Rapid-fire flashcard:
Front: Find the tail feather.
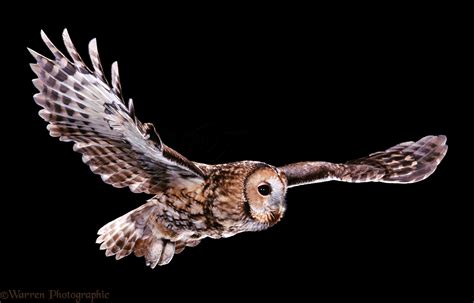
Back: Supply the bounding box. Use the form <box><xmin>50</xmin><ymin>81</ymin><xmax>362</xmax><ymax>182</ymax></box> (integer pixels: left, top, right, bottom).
<box><xmin>96</xmin><ymin>202</ymin><xmax>179</xmax><ymax>268</ymax></box>
<box><xmin>96</xmin><ymin>203</ymin><xmax>153</xmax><ymax>260</ymax></box>
<box><xmin>96</xmin><ymin>199</ymin><xmax>204</xmax><ymax>268</ymax></box>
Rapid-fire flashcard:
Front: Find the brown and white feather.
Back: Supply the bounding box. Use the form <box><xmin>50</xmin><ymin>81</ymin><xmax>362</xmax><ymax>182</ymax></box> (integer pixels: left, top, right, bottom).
<box><xmin>29</xmin><ymin>29</ymin><xmax>448</xmax><ymax>269</ymax></box>
<box><xmin>29</xmin><ymin>29</ymin><xmax>206</xmax><ymax>195</ymax></box>
<box><xmin>280</xmin><ymin>135</ymin><xmax>447</xmax><ymax>187</ymax></box>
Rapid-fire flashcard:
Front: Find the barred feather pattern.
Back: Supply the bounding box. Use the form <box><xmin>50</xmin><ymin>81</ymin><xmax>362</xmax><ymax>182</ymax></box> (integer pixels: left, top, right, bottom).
<box><xmin>29</xmin><ymin>29</ymin><xmax>206</xmax><ymax>194</ymax></box>
<box><xmin>95</xmin><ymin>197</ymin><xmax>203</xmax><ymax>268</ymax></box>
<box><xmin>29</xmin><ymin>30</ymin><xmax>447</xmax><ymax>269</ymax></box>
<box><xmin>280</xmin><ymin>135</ymin><xmax>447</xmax><ymax>187</ymax></box>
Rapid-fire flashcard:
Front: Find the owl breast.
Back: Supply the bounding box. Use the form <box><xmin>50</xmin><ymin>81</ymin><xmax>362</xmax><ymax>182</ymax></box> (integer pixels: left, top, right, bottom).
<box><xmin>151</xmin><ymin>162</ymin><xmax>285</xmax><ymax>241</ymax></box>
<box><xmin>166</xmin><ymin>191</ymin><xmax>251</xmax><ymax>238</ymax></box>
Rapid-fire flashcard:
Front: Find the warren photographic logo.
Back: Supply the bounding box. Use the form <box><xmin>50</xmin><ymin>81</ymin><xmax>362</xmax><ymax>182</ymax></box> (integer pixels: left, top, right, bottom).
<box><xmin>0</xmin><ymin>289</ymin><xmax>109</xmax><ymax>303</ymax></box>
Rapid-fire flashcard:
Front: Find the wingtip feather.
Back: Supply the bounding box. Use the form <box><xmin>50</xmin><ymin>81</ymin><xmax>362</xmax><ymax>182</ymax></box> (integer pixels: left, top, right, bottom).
<box><xmin>27</xmin><ymin>47</ymin><xmax>42</xmax><ymax>60</ymax></box>
<box><xmin>88</xmin><ymin>38</ymin><xmax>99</xmax><ymax>56</ymax></box>
<box><xmin>40</xmin><ymin>30</ymin><xmax>55</xmax><ymax>52</ymax></box>
<box><xmin>382</xmin><ymin>135</ymin><xmax>447</xmax><ymax>183</ymax></box>
<box><xmin>62</xmin><ymin>28</ymin><xmax>71</xmax><ymax>40</ymax></box>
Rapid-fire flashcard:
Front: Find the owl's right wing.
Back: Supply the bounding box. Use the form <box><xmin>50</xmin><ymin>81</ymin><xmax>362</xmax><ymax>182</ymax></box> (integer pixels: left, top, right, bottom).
<box><xmin>29</xmin><ymin>30</ymin><xmax>208</xmax><ymax>194</ymax></box>
<box><xmin>279</xmin><ymin>135</ymin><xmax>447</xmax><ymax>188</ymax></box>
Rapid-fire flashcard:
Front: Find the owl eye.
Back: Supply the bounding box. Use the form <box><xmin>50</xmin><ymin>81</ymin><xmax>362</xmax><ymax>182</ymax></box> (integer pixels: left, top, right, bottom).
<box><xmin>257</xmin><ymin>184</ymin><xmax>272</xmax><ymax>196</ymax></box>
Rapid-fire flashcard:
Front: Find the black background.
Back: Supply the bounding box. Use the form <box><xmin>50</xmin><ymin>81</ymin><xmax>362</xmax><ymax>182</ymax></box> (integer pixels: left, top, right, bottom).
<box><xmin>0</xmin><ymin>6</ymin><xmax>465</xmax><ymax>302</ymax></box>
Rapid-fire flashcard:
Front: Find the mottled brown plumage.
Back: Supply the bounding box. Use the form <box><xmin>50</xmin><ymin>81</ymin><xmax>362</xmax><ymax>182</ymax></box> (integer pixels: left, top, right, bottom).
<box><xmin>29</xmin><ymin>30</ymin><xmax>448</xmax><ymax>268</ymax></box>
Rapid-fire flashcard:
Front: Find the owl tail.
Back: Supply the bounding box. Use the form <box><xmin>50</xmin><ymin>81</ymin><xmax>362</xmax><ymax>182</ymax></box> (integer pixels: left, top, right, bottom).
<box><xmin>96</xmin><ymin>201</ymin><xmax>177</xmax><ymax>268</ymax></box>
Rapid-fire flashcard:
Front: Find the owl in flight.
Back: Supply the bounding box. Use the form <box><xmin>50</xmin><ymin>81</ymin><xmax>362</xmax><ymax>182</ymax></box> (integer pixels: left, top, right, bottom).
<box><xmin>29</xmin><ymin>30</ymin><xmax>447</xmax><ymax>268</ymax></box>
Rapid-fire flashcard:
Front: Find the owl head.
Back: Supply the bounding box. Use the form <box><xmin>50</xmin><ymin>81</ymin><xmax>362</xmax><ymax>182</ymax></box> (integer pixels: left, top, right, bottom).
<box><xmin>244</xmin><ymin>164</ymin><xmax>288</xmax><ymax>225</ymax></box>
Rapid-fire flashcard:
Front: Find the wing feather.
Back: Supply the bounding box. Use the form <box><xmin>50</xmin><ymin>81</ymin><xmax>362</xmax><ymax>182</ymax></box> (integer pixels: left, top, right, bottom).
<box><xmin>88</xmin><ymin>38</ymin><xmax>108</xmax><ymax>84</ymax></box>
<box><xmin>110</xmin><ymin>61</ymin><xmax>123</xmax><ymax>99</ymax></box>
<box><xmin>280</xmin><ymin>135</ymin><xmax>447</xmax><ymax>187</ymax></box>
<box><xmin>29</xmin><ymin>29</ymin><xmax>207</xmax><ymax>194</ymax></box>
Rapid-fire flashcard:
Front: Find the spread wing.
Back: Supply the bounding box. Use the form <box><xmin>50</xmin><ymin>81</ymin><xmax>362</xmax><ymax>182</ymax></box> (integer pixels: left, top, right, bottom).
<box><xmin>280</xmin><ymin>135</ymin><xmax>447</xmax><ymax>187</ymax></box>
<box><xmin>29</xmin><ymin>29</ymin><xmax>207</xmax><ymax>194</ymax></box>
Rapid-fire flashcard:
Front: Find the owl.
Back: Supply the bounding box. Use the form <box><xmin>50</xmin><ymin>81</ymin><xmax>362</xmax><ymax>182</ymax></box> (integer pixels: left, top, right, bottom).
<box><xmin>29</xmin><ymin>30</ymin><xmax>447</xmax><ymax>268</ymax></box>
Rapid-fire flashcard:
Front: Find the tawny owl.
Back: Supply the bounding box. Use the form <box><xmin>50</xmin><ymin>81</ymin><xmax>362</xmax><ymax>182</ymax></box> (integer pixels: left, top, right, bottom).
<box><xmin>29</xmin><ymin>30</ymin><xmax>448</xmax><ymax>268</ymax></box>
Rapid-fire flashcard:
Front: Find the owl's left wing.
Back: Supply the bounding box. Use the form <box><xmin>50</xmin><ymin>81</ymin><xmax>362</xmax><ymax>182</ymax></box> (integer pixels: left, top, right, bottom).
<box><xmin>279</xmin><ymin>135</ymin><xmax>447</xmax><ymax>187</ymax></box>
<box><xmin>29</xmin><ymin>30</ymin><xmax>207</xmax><ymax>194</ymax></box>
